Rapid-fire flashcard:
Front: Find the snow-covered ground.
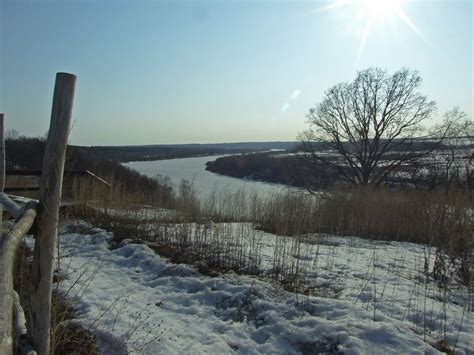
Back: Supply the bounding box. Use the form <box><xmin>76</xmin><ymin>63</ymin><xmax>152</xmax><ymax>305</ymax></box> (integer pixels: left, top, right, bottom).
<box><xmin>39</xmin><ymin>221</ymin><xmax>472</xmax><ymax>354</ymax></box>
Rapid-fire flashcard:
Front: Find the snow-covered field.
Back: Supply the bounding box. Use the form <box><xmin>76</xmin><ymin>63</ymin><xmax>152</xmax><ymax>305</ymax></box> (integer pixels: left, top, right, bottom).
<box><xmin>40</xmin><ymin>221</ymin><xmax>472</xmax><ymax>354</ymax></box>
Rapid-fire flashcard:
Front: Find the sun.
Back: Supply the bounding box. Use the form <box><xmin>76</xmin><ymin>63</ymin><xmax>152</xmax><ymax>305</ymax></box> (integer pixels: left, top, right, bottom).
<box><xmin>359</xmin><ymin>0</ymin><xmax>403</xmax><ymax>18</ymax></box>
<box><xmin>314</xmin><ymin>0</ymin><xmax>425</xmax><ymax>63</ymax></box>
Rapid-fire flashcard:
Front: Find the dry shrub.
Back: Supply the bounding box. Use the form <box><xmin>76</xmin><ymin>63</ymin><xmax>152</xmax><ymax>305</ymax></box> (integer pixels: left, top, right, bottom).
<box><xmin>4</xmin><ymin>175</ymin><xmax>40</xmax><ymax>199</ymax></box>
<box><xmin>153</xmin><ymin>222</ymin><xmax>263</xmax><ymax>275</ymax></box>
<box><xmin>176</xmin><ymin>179</ymin><xmax>201</xmax><ymax>222</ymax></box>
<box><xmin>317</xmin><ymin>187</ymin><xmax>471</xmax><ymax>245</ymax></box>
<box><xmin>66</xmin><ymin>170</ymin><xmax>472</xmax><ymax>289</ymax></box>
<box><xmin>256</xmin><ymin>191</ymin><xmax>319</xmax><ymax>236</ymax></box>
<box><xmin>316</xmin><ymin>186</ymin><xmax>472</xmax><ymax>283</ymax></box>
<box><xmin>66</xmin><ymin>173</ymin><xmax>174</xmax><ymax>208</ymax></box>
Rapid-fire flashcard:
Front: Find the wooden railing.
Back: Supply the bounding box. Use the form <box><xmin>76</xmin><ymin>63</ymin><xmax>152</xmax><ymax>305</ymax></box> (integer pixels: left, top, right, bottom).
<box><xmin>0</xmin><ymin>72</ymin><xmax>76</xmax><ymax>355</ymax></box>
<box><xmin>5</xmin><ymin>169</ymin><xmax>111</xmax><ymax>193</ymax></box>
<box><xmin>0</xmin><ymin>195</ymin><xmax>38</xmax><ymax>354</ymax></box>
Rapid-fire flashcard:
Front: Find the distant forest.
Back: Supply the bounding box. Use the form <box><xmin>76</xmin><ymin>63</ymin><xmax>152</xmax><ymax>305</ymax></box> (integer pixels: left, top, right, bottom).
<box><xmin>205</xmin><ymin>153</ymin><xmax>337</xmax><ymax>189</ymax></box>
<box><xmin>206</xmin><ymin>140</ymin><xmax>474</xmax><ymax>191</ymax></box>
<box><xmin>89</xmin><ymin>141</ymin><xmax>298</xmax><ymax>162</ymax></box>
<box><xmin>206</xmin><ymin>141</ymin><xmax>420</xmax><ymax>189</ymax></box>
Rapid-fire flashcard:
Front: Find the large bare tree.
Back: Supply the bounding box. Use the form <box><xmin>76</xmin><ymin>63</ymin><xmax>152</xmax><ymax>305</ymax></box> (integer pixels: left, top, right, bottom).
<box><xmin>300</xmin><ymin>68</ymin><xmax>437</xmax><ymax>187</ymax></box>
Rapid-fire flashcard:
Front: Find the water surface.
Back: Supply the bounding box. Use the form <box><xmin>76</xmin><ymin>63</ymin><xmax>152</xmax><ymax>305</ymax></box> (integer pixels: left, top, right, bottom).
<box><xmin>124</xmin><ymin>155</ymin><xmax>289</xmax><ymax>199</ymax></box>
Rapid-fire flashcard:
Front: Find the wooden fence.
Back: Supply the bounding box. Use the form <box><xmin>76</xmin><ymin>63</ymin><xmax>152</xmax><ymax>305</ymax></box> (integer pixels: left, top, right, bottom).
<box><xmin>0</xmin><ymin>72</ymin><xmax>76</xmax><ymax>355</ymax></box>
<box><xmin>5</xmin><ymin>169</ymin><xmax>111</xmax><ymax>193</ymax></box>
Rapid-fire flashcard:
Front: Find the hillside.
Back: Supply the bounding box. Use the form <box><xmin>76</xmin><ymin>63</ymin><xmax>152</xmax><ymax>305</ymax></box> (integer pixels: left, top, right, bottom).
<box><xmin>6</xmin><ymin>138</ymin><xmax>176</xmax><ymax>207</ymax></box>
<box><xmin>25</xmin><ymin>218</ymin><xmax>472</xmax><ymax>354</ymax></box>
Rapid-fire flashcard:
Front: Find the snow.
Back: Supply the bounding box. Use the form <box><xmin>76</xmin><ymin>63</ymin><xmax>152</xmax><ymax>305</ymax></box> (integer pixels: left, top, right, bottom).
<box><xmin>42</xmin><ymin>221</ymin><xmax>472</xmax><ymax>354</ymax></box>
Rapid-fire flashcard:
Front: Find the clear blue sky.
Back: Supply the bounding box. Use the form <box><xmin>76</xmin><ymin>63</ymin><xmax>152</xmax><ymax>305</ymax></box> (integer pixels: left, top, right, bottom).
<box><xmin>1</xmin><ymin>0</ymin><xmax>472</xmax><ymax>145</ymax></box>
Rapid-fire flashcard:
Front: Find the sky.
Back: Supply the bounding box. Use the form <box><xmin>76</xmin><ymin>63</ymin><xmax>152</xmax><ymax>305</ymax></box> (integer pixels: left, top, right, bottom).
<box><xmin>1</xmin><ymin>0</ymin><xmax>472</xmax><ymax>146</ymax></box>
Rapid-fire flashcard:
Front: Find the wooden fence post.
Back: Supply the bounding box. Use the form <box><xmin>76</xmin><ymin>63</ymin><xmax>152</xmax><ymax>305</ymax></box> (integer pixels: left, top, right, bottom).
<box><xmin>0</xmin><ymin>114</ymin><xmax>4</xmax><ymax>193</ymax></box>
<box><xmin>0</xmin><ymin>114</ymin><xmax>38</xmax><ymax>355</ymax></box>
<box><xmin>28</xmin><ymin>73</ymin><xmax>76</xmax><ymax>355</ymax></box>
<box><xmin>1</xmin><ymin>114</ymin><xmax>4</xmax><ymax>248</ymax></box>
<box><xmin>1</xmin><ymin>114</ymin><xmax>4</xmax><ymax>238</ymax></box>
<box><xmin>0</xmin><ymin>113</ymin><xmax>10</xmax><ymax>354</ymax></box>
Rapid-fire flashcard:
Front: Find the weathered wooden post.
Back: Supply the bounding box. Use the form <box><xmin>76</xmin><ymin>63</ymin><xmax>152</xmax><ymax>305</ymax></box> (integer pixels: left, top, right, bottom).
<box><xmin>0</xmin><ymin>113</ymin><xmax>9</xmax><ymax>353</ymax></box>
<box><xmin>1</xmin><ymin>114</ymin><xmax>4</xmax><ymax>236</ymax></box>
<box><xmin>0</xmin><ymin>113</ymin><xmax>38</xmax><ymax>355</ymax></box>
<box><xmin>28</xmin><ymin>73</ymin><xmax>76</xmax><ymax>355</ymax></box>
<box><xmin>0</xmin><ymin>114</ymin><xmax>4</xmax><ymax>194</ymax></box>
<box><xmin>1</xmin><ymin>114</ymin><xmax>4</xmax><ymax>247</ymax></box>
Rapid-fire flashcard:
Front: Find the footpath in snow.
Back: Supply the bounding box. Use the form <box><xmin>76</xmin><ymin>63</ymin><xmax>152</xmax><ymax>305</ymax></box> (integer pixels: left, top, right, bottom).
<box><xmin>41</xmin><ymin>220</ymin><xmax>473</xmax><ymax>354</ymax></box>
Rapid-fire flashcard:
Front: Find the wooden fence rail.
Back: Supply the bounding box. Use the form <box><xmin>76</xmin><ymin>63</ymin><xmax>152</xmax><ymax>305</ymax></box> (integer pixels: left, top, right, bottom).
<box><xmin>5</xmin><ymin>169</ymin><xmax>111</xmax><ymax>192</ymax></box>
<box><xmin>0</xmin><ymin>72</ymin><xmax>76</xmax><ymax>355</ymax></box>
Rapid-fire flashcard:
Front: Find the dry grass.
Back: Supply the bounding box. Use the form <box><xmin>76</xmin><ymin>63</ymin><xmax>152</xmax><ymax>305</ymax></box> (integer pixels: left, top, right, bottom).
<box><xmin>66</xmin><ymin>175</ymin><xmax>472</xmax><ymax>287</ymax></box>
<box><xmin>4</xmin><ymin>175</ymin><xmax>40</xmax><ymax>199</ymax></box>
<box><xmin>12</xmin><ymin>241</ymin><xmax>98</xmax><ymax>355</ymax></box>
<box><xmin>316</xmin><ymin>187</ymin><xmax>473</xmax><ymax>282</ymax></box>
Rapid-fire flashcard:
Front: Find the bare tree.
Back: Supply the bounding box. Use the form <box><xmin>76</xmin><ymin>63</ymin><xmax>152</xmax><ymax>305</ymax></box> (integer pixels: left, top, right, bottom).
<box><xmin>299</xmin><ymin>68</ymin><xmax>437</xmax><ymax>187</ymax></box>
<box><xmin>5</xmin><ymin>128</ymin><xmax>19</xmax><ymax>141</ymax></box>
<box><xmin>424</xmin><ymin>108</ymin><xmax>473</xmax><ymax>190</ymax></box>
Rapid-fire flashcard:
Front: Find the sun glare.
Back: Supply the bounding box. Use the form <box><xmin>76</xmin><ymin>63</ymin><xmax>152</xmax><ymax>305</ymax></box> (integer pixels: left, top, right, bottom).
<box><xmin>360</xmin><ymin>0</ymin><xmax>403</xmax><ymax>18</ymax></box>
<box><xmin>314</xmin><ymin>0</ymin><xmax>425</xmax><ymax>63</ymax></box>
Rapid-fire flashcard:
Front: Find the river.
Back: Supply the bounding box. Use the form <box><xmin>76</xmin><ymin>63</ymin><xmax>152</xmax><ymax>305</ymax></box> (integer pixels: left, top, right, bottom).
<box><xmin>123</xmin><ymin>155</ymin><xmax>290</xmax><ymax>199</ymax></box>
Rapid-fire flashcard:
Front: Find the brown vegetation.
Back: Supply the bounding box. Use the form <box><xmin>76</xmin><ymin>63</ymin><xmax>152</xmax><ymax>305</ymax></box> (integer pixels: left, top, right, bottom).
<box><xmin>6</xmin><ymin>137</ymin><xmax>176</xmax><ymax>208</ymax></box>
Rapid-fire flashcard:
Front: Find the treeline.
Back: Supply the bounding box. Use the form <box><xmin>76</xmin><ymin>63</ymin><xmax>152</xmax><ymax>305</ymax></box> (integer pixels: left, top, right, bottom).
<box><xmin>206</xmin><ymin>148</ymin><xmax>474</xmax><ymax>191</ymax></box>
<box><xmin>6</xmin><ymin>137</ymin><xmax>176</xmax><ymax>207</ymax></box>
<box><xmin>205</xmin><ymin>153</ymin><xmax>338</xmax><ymax>189</ymax></box>
<box><xmin>87</xmin><ymin>141</ymin><xmax>298</xmax><ymax>163</ymax></box>
<box><xmin>90</xmin><ymin>145</ymin><xmax>252</xmax><ymax>162</ymax></box>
